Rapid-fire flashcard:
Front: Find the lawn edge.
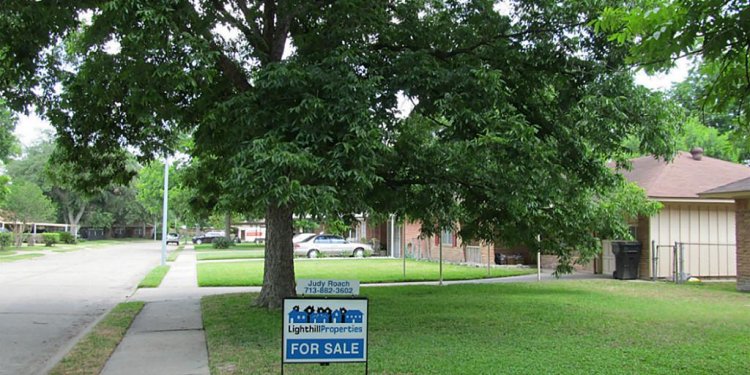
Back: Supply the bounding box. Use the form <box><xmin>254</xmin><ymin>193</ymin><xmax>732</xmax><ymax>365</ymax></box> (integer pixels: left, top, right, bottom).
<box><xmin>138</xmin><ymin>265</ymin><xmax>171</xmax><ymax>288</ymax></box>
<box><xmin>47</xmin><ymin>301</ymin><xmax>145</xmax><ymax>375</ymax></box>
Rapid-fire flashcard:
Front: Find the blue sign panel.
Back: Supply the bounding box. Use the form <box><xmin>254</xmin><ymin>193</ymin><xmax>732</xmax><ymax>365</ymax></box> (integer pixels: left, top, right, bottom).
<box><xmin>286</xmin><ymin>339</ymin><xmax>365</xmax><ymax>360</ymax></box>
<box><xmin>282</xmin><ymin>298</ymin><xmax>368</xmax><ymax>363</ymax></box>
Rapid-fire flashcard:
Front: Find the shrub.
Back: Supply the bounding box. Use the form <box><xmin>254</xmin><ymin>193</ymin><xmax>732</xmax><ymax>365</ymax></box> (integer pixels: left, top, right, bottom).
<box><xmin>0</xmin><ymin>233</ymin><xmax>11</xmax><ymax>250</ymax></box>
<box><xmin>43</xmin><ymin>233</ymin><xmax>60</xmax><ymax>247</ymax></box>
<box><xmin>212</xmin><ymin>237</ymin><xmax>234</xmax><ymax>249</ymax></box>
<box><xmin>59</xmin><ymin>231</ymin><xmax>76</xmax><ymax>244</ymax></box>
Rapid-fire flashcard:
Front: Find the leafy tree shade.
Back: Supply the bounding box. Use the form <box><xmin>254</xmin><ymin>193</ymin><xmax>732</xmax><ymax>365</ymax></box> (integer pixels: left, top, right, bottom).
<box><xmin>597</xmin><ymin>0</ymin><xmax>750</xmax><ymax>127</ymax></box>
<box><xmin>7</xmin><ymin>140</ymin><xmax>92</xmax><ymax>236</ymax></box>
<box><xmin>2</xmin><ymin>180</ymin><xmax>56</xmax><ymax>245</ymax></box>
<box><xmin>0</xmin><ymin>1</ymin><xmax>676</xmax><ymax>308</ymax></box>
<box><xmin>83</xmin><ymin>209</ymin><xmax>115</xmax><ymax>231</ymax></box>
<box><xmin>0</xmin><ymin>100</ymin><xmax>20</xmax><ymax>162</ymax></box>
<box><xmin>624</xmin><ymin>116</ymin><xmax>741</xmax><ymax>162</ymax></box>
<box><xmin>135</xmin><ymin>159</ymin><xmax>195</xmax><ymax>238</ymax></box>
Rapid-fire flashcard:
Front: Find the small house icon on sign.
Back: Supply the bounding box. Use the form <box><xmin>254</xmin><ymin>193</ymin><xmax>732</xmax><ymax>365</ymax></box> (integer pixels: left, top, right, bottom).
<box><xmin>288</xmin><ymin>306</ymin><xmax>308</xmax><ymax>323</ymax></box>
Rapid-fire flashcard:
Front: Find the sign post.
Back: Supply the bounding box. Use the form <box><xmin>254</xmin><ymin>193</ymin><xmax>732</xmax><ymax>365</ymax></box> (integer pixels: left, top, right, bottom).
<box><xmin>282</xmin><ymin>280</ymin><xmax>368</xmax><ymax>374</ymax></box>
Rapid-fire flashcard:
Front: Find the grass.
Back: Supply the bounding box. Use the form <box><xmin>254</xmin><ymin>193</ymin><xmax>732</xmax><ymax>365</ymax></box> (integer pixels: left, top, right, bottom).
<box><xmin>10</xmin><ymin>239</ymin><xmax>155</xmax><ymax>252</ymax></box>
<box><xmin>196</xmin><ymin>250</ymin><xmax>265</xmax><ymax>261</ymax></box>
<box><xmin>0</xmin><ymin>253</ymin><xmax>45</xmax><ymax>263</ymax></box>
<box><xmin>202</xmin><ymin>281</ymin><xmax>750</xmax><ymax>374</ymax></box>
<box><xmin>194</xmin><ymin>243</ymin><xmax>265</xmax><ymax>251</ymax></box>
<box><xmin>138</xmin><ymin>265</ymin><xmax>171</xmax><ymax>288</ymax></box>
<box><xmin>49</xmin><ymin>301</ymin><xmax>144</xmax><ymax>375</ymax></box>
<box><xmin>197</xmin><ymin>259</ymin><xmax>534</xmax><ymax>286</ymax></box>
<box><xmin>167</xmin><ymin>244</ymin><xmax>185</xmax><ymax>262</ymax></box>
<box><xmin>0</xmin><ymin>250</ymin><xmax>18</xmax><ymax>256</ymax></box>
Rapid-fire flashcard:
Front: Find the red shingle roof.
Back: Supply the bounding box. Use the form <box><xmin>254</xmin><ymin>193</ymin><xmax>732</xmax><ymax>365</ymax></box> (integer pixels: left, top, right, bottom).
<box><xmin>616</xmin><ymin>151</ymin><xmax>750</xmax><ymax>199</ymax></box>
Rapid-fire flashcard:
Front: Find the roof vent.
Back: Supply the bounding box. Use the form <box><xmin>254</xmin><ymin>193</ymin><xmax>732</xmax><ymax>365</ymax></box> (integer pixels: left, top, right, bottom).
<box><xmin>690</xmin><ymin>147</ymin><xmax>704</xmax><ymax>161</ymax></box>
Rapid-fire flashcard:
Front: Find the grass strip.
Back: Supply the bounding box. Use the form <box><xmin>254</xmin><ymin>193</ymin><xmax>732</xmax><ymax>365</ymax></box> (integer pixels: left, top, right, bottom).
<box><xmin>49</xmin><ymin>301</ymin><xmax>145</xmax><ymax>375</ymax></box>
<box><xmin>196</xmin><ymin>250</ymin><xmax>265</xmax><ymax>261</ymax></box>
<box><xmin>194</xmin><ymin>243</ymin><xmax>265</xmax><ymax>251</ymax></box>
<box><xmin>203</xmin><ymin>281</ymin><xmax>750</xmax><ymax>374</ymax></box>
<box><xmin>0</xmin><ymin>253</ymin><xmax>45</xmax><ymax>263</ymax></box>
<box><xmin>198</xmin><ymin>259</ymin><xmax>534</xmax><ymax>286</ymax></box>
<box><xmin>0</xmin><ymin>250</ymin><xmax>18</xmax><ymax>256</ymax></box>
<box><xmin>167</xmin><ymin>244</ymin><xmax>185</xmax><ymax>262</ymax></box>
<box><xmin>138</xmin><ymin>265</ymin><xmax>170</xmax><ymax>288</ymax></box>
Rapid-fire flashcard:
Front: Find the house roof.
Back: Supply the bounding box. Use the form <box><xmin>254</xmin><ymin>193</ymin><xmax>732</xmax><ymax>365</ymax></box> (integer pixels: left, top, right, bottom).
<box><xmin>616</xmin><ymin>151</ymin><xmax>750</xmax><ymax>199</ymax></box>
<box><xmin>699</xmin><ymin>176</ymin><xmax>750</xmax><ymax>199</ymax></box>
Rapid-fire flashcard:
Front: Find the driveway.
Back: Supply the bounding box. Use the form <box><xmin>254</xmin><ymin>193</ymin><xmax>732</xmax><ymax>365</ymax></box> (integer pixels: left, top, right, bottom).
<box><xmin>0</xmin><ymin>241</ymin><xmax>163</xmax><ymax>375</ymax></box>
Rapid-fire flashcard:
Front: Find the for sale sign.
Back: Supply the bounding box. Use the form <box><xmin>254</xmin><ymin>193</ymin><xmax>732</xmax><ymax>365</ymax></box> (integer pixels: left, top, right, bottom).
<box><xmin>282</xmin><ymin>298</ymin><xmax>368</xmax><ymax>363</ymax></box>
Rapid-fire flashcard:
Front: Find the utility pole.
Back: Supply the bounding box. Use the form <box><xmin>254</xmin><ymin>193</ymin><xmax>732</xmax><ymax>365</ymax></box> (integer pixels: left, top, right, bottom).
<box><xmin>160</xmin><ymin>156</ymin><xmax>169</xmax><ymax>266</ymax></box>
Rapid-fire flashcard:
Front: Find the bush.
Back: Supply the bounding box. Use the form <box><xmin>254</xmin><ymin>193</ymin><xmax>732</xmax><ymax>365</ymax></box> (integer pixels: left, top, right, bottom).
<box><xmin>212</xmin><ymin>237</ymin><xmax>234</xmax><ymax>249</ymax></box>
<box><xmin>59</xmin><ymin>231</ymin><xmax>76</xmax><ymax>244</ymax></box>
<box><xmin>42</xmin><ymin>233</ymin><xmax>60</xmax><ymax>247</ymax></box>
<box><xmin>0</xmin><ymin>233</ymin><xmax>11</xmax><ymax>250</ymax></box>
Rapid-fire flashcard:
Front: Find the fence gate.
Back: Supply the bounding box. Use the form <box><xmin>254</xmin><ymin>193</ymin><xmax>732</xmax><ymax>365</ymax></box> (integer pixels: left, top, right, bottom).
<box><xmin>652</xmin><ymin>241</ymin><xmax>736</xmax><ymax>283</ymax></box>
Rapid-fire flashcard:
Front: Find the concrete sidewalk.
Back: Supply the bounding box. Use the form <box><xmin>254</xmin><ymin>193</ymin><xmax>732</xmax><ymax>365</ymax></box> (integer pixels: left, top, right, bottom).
<box><xmin>101</xmin><ymin>246</ymin><xmax>210</xmax><ymax>375</ymax></box>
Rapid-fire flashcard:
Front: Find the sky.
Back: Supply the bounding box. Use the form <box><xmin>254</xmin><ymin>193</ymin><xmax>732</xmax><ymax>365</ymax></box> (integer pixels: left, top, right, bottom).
<box><xmin>13</xmin><ymin>61</ymin><xmax>691</xmax><ymax>148</ymax></box>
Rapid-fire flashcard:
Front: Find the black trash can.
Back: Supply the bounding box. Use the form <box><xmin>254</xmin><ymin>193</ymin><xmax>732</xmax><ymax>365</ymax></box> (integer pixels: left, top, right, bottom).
<box><xmin>612</xmin><ymin>241</ymin><xmax>641</xmax><ymax>280</ymax></box>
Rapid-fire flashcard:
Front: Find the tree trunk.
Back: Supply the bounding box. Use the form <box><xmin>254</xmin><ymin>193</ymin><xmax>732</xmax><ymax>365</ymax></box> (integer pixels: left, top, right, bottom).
<box><xmin>14</xmin><ymin>223</ymin><xmax>23</xmax><ymax>247</ymax></box>
<box><xmin>255</xmin><ymin>202</ymin><xmax>296</xmax><ymax>309</ymax></box>
<box><xmin>224</xmin><ymin>212</ymin><xmax>232</xmax><ymax>240</ymax></box>
<box><xmin>67</xmin><ymin>203</ymin><xmax>86</xmax><ymax>240</ymax></box>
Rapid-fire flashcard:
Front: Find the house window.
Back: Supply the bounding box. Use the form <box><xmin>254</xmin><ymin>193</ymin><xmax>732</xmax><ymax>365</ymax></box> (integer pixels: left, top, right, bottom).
<box><xmin>441</xmin><ymin>229</ymin><xmax>454</xmax><ymax>246</ymax></box>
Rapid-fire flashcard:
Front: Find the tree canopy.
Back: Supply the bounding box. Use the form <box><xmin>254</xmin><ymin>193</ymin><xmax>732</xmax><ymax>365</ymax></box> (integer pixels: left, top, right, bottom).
<box><xmin>597</xmin><ymin>0</ymin><xmax>750</xmax><ymax>127</ymax></box>
<box><xmin>1</xmin><ymin>1</ymin><xmax>677</xmax><ymax>308</ymax></box>
<box><xmin>0</xmin><ymin>99</ymin><xmax>19</xmax><ymax>163</ymax></box>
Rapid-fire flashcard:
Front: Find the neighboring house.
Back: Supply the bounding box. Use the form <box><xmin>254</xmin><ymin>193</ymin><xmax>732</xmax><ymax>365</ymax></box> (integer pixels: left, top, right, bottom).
<box><xmin>602</xmin><ymin>148</ymin><xmax>750</xmax><ymax>279</ymax></box>
<box><xmin>699</xmin><ymin>177</ymin><xmax>750</xmax><ymax>291</ymax></box>
<box><xmin>352</xmin><ymin>217</ymin><xmax>495</xmax><ymax>265</ymax></box>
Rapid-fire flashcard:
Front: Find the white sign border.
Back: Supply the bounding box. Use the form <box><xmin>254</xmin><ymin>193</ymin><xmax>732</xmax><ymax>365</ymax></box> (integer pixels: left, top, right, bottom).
<box><xmin>281</xmin><ymin>297</ymin><xmax>369</xmax><ymax>366</ymax></box>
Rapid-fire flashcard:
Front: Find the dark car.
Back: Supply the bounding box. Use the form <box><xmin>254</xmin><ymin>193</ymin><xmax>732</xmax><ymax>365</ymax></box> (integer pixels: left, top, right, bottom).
<box><xmin>192</xmin><ymin>231</ymin><xmax>225</xmax><ymax>244</ymax></box>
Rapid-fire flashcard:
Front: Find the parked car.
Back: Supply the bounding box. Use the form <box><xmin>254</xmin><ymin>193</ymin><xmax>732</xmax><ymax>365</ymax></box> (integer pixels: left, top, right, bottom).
<box><xmin>293</xmin><ymin>234</ymin><xmax>372</xmax><ymax>258</ymax></box>
<box><xmin>192</xmin><ymin>231</ymin><xmax>226</xmax><ymax>244</ymax></box>
<box><xmin>166</xmin><ymin>233</ymin><xmax>180</xmax><ymax>245</ymax></box>
<box><xmin>292</xmin><ymin>232</ymin><xmax>317</xmax><ymax>243</ymax></box>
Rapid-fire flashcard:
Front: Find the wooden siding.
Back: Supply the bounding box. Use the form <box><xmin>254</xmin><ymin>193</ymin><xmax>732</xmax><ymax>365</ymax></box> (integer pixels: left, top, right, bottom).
<box><xmin>649</xmin><ymin>202</ymin><xmax>736</xmax><ymax>278</ymax></box>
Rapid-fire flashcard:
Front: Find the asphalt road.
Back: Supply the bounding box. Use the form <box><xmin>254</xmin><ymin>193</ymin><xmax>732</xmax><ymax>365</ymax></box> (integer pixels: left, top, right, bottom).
<box><xmin>0</xmin><ymin>241</ymin><xmax>163</xmax><ymax>375</ymax></box>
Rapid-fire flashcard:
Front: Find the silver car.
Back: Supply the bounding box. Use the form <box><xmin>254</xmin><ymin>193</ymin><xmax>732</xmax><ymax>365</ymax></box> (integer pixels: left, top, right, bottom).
<box><xmin>293</xmin><ymin>234</ymin><xmax>372</xmax><ymax>258</ymax></box>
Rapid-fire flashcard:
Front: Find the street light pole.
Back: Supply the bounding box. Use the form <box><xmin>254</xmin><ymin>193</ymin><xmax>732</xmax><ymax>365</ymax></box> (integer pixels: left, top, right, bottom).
<box><xmin>160</xmin><ymin>155</ymin><xmax>170</xmax><ymax>266</ymax></box>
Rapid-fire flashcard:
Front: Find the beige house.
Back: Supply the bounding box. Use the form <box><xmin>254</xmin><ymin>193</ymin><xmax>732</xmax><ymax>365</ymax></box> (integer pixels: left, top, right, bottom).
<box><xmin>601</xmin><ymin>149</ymin><xmax>750</xmax><ymax>279</ymax></box>
<box><xmin>699</xmin><ymin>177</ymin><xmax>750</xmax><ymax>291</ymax></box>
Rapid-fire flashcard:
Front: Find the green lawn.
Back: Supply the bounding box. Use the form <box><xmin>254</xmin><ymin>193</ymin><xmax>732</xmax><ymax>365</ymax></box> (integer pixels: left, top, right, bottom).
<box><xmin>138</xmin><ymin>265</ymin><xmax>171</xmax><ymax>288</ymax></box>
<box><xmin>50</xmin><ymin>302</ymin><xmax>144</xmax><ymax>375</ymax></box>
<box><xmin>197</xmin><ymin>259</ymin><xmax>534</xmax><ymax>286</ymax></box>
<box><xmin>194</xmin><ymin>243</ymin><xmax>265</xmax><ymax>251</ymax></box>
<box><xmin>203</xmin><ymin>281</ymin><xmax>750</xmax><ymax>374</ymax></box>
<box><xmin>196</xmin><ymin>250</ymin><xmax>265</xmax><ymax>261</ymax></box>
<box><xmin>0</xmin><ymin>253</ymin><xmax>45</xmax><ymax>263</ymax></box>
